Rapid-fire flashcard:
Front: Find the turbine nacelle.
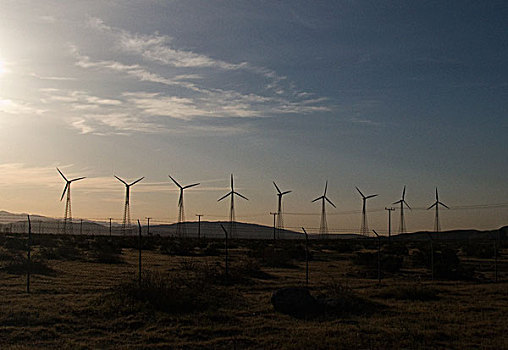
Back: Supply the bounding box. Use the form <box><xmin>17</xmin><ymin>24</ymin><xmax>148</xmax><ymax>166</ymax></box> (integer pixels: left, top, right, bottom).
<box><xmin>57</xmin><ymin>168</ymin><xmax>85</xmax><ymax>201</ymax></box>
<box><xmin>218</xmin><ymin>174</ymin><xmax>248</xmax><ymax>202</ymax></box>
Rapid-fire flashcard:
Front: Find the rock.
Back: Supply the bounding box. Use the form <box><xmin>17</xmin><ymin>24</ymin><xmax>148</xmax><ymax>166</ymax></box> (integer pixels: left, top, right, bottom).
<box><xmin>271</xmin><ymin>287</ymin><xmax>319</xmax><ymax>316</ymax></box>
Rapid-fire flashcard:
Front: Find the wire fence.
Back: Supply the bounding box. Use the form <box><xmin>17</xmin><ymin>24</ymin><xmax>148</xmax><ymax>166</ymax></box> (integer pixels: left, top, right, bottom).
<box><xmin>0</xmin><ymin>215</ymin><xmax>506</xmax><ymax>295</ymax></box>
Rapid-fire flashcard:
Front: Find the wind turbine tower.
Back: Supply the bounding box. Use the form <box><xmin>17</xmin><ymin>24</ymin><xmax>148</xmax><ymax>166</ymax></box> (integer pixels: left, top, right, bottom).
<box><xmin>273</xmin><ymin>181</ymin><xmax>292</xmax><ymax>234</ymax></box>
<box><xmin>169</xmin><ymin>175</ymin><xmax>200</xmax><ymax>237</ymax></box>
<box><xmin>312</xmin><ymin>181</ymin><xmax>336</xmax><ymax>236</ymax></box>
<box><xmin>356</xmin><ymin>186</ymin><xmax>378</xmax><ymax>236</ymax></box>
<box><xmin>427</xmin><ymin>187</ymin><xmax>449</xmax><ymax>232</ymax></box>
<box><xmin>115</xmin><ymin>175</ymin><xmax>144</xmax><ymax>234</ymax></box>
<box><xmin>218</xmin><ymin>174</ymin><xmax>248</xmax><ymax>239</ymax></box>
<box><xmin>57</xmin><ymin>168</ymin><xmax>85</xmax><ymax>234</ymax></box>
<box><xmin>393</xmin><ymin>186</ymin><xmax>411</xmax><ymax>234</ymax></box>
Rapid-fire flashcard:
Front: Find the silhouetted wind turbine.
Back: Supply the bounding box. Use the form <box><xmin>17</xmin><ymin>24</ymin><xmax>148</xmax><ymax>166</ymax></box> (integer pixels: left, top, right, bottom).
<box><xmin>356</xmin><ymin>186</ymin><xmax>378</xmax><ymax>236</ymax></box>
<box><xmin>169</xmin><ymin>175</ymin><xmax>200</xmax><ymax>237</ymax></box>
<box><xmin>115</xmin><ymin>175</ymin><xmax>144</xmax><ymax>234</ymax></box>
<box><xmin>427</xmin><ymin>187</ymin><xmax>449</xmax><ymax>232</ymax></box>
<box><xmin>393</xmin><ymin>185</ymin><xmax>411</xmax><ymax>234</ymax></box>
<box><xmin>312</xmin><ymin>181</ymin><xmax>336</xmax><ymax>236</ymax></box>
<box><xmin>218</xmin><ymin>174</ymin><xmax>248</xmax><ymax>239</ymax></box>
<box><xmin>57</xmin><ymin>168</ymin><xmax>85</xmax><ymax>234</ymax></box>
<box><xmin>273</xmin><ymin>181</ymin><xmax>291</xmax><ymax>234</ymax></box>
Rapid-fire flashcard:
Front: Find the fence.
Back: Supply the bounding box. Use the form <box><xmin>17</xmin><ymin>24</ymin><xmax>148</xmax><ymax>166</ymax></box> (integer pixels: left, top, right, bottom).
<box><xmin>0</xmin><ymin>215</ymin><xmax>506</xmax><ymax>295</ymax></box>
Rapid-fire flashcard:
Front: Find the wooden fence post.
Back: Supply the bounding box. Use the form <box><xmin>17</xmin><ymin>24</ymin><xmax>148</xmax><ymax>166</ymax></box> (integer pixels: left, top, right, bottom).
<box><xmin>137</xmin><ymin>219</ymin><xmax>142</xmax><ymax>287</ymax></box>
<box><xmin>302</xmin><ymin>227</ymin><xmax>309</xmax><ymax>286</ymax></box>
<box><xmin>220</xmin><ymin>224</ymin><xmax>229</xmax><ymax>284</ymax></box>
<box><xmin>27</xmin><ymin>215</ymin><xmax>31</xmax><ymax>294</ymax></box>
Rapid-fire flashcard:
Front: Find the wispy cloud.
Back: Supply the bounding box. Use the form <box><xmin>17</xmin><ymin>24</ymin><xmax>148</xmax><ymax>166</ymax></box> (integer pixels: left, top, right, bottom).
<box><xmin>55</xmin><ymin>19</ymin><xmax>334</xmax><ymax>135</ymax></box>
<box><xmin>0</xmin><ymin>99</ymin><xmax>46</xmax><ymax>115</ymax></box>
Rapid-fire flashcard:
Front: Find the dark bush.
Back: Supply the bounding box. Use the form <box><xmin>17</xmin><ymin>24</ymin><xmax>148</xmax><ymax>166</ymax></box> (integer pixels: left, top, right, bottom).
<box><xmin>352</xmin><ymin>252</ymin><xmax>403</xmax><ymax>273</ymax></box>
<box><xmin>377</xmin><ymin>283</ymin><xmax>440</xmax><ymax>301</ymax></box>
<box><xmin>105</xmin><ymin>270</ymin><xmax>237</xmax><ymax>314</ymax></box>
<box><xmin>248</xmin><ymin>246</ymin><xmax>294</xmax><ymax>267</ymax></box>
<box><xmin>462</xmin><ymin>243</ymin><xmax>495</xmax><ymax>259</ymax></box>
<box><xmin>412</xmin><ymin>246</ymin><xmax>474</xmax><ymax>280</ymax></box>
<box><xmin>4</xmin><ymin>255</ymin><xmax>54</xmax><ymax>275</ymax></box>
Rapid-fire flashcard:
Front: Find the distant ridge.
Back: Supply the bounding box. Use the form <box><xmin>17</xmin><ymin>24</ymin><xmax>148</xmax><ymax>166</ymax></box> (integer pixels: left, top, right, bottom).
<box><xmin>0</xmin><ymin>210</ymin><xmax>506</xmax><ymax>240</ymax></box>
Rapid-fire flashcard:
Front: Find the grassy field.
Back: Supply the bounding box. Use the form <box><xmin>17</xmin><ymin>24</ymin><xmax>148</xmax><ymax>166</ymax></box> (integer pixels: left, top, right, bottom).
<box><xmin>0</xmin><ymin>233</ymin><xmax>507</xmax><ymax>349</ymax></box>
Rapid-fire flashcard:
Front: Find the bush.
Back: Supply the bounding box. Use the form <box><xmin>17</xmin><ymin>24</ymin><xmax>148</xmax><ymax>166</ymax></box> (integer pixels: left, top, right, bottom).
<box><xmin>4</xmin><ymin>255</ymin><xmax>54</xmax><ymax>275</ymax></box>
<box><xmin>105</xmin><ymin>270</ymin><xmax>237</xmax><ymax>314</ymax></box>
<box><xmin>248</xmin><ymin>246</ymin><xmax>294</xmax><ymax>267</ymax></box>
<box><xmin>89</xmin><ymin>238</ymin><xmax>123</xmax><ymax>264</ymax></box>
<box><xmin>377</xmin><ymin>283</ymin><xmax>440</xmax><ymax>301</ymax></box>
<box><xmin>352</xmin><ymin>252</ymin><xmax>403</xmax><ymax>273</ymax></box>
<box><xmin>412</xmin><ymin>246</ymin><xmax>474</xmax><ymax>280</ymax></box>
<box><xmin>462</xmin><ymin>243</ymin><xmax>495</xmax><ymax>259</ymax></box>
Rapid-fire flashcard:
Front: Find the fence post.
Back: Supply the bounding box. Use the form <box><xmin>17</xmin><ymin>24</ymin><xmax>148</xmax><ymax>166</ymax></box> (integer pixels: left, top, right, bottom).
<box><xmin>373</xmin><ymin>230</ymin><xmax>381</xmax><ymax>284</ymax></box>
<box><xmin>426</xmin><ymin>233</ymin><xmax>434</xmax><ymax>281</ymax></box>
<box><xmin>220</xmin><ymin>224</ymin><xmax>229</xmax><ymax>284</ymax></box>
<box><xmin>302</xmin><ymin>227</ymin><xmax>309</xmax><ymax>286</ymax></box>
<box><xmin>27</xmin><ymin>215</ymin><xmax>31</xmax><ymax>294</ymax></box>
<box><xmin>137</xmin><ymin>219</ymin><xmax>142</xmax><ymax>287</ymax></box>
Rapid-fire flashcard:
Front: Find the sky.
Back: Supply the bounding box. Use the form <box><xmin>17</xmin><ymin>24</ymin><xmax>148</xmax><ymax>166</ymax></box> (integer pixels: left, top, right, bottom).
<box><xmin>0</xmin><ymin>0</ymin><xmax>507</xmax><ymax>234</ymax></box>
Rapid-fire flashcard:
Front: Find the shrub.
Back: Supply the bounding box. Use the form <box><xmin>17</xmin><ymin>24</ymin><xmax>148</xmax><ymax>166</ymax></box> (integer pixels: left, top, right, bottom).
<box><xmin>4</xmin><ymin>255</ymin><xmax>54</xmax><ymax>275</ymax></box>
<box><xmin>352</xmin><ymin>252</ymin><xmax>403</xmax><ymax>273</ymax></box>
<box><xmin>377</xmin><ymin>284</ymin><xmax>440</xmax><ymax>301</ymax></box>
<box><xmin>105</xmin><ymin>270</ymin><xmax>237</xmax><ymax>314</ymax></box>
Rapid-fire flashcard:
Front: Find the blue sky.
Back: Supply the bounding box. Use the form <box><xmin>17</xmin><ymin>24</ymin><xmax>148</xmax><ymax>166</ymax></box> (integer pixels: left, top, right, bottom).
<box><xmin>0</xmin><ymin>1</ymin><xmax>507</xmax><ymax>233</ymax></box>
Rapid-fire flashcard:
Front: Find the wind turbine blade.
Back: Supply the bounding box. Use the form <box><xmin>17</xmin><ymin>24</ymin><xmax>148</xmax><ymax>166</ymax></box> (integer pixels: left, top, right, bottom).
<box><xmin>366</xmin><ymin>194</ymin><xmax>378</xmax><ymax>199</ymax></box>
<box><xmin>312</xmin><ymin>196</ymin><xmax>323</xmax><ymax>203</ymax></box>
<box><xmin>183</xmin><ymin>183</ymin><xmax>200</xmax><ymax>189</ymax></box>
<box><xmin>439</xmin><ymin>202</ymin><xmax>450</xmax><ymax>209</ymax></box>
<box><xmin>402</xmin><ymin>185</ymin><xmax>406</xmax><ymax>200</ymax></box>
<box><xmin>324</xmin><ymin>180</ymin><xmax>328</xmax><ymax>196</ymax></box>
<box><xmin>56</xmin><ymin>168</ymin><xmax>68</xmax><ymax>182</ymax></box>
<box><xmin>325</xmin><ymin>197</ymin><xmax>337</xmax><ymax>208</ymax></box>
<box><xmin>427</xmin><ymin>202</ymin><xmax>437</xmax><ymax>210</ymax></box>
<box><xmin>168</xmin><ymin>175</ymin><xmax>182</xmax><ymax>189</ymax></box>
<box><xmin>273</xmin><ymin>181</ymin><xmax>281</xmax><ymax>194</ymax></box>
<box><xmin>230</xmin><ymin>174</ymin><xmax>234</xmax><ymax>190</ymax></box>
<box><xmin>234</xmin><ymin>191</ymin><xmax>249</xmax><ymax>201</ymax></box>
<box><xmin>403</xmin><ymin>200</ymin><xmax>412</xmax><ymax>210</ymax></box>
<box><xmin>393</xmin><ymin>199</ymin><xmax>403</xmax><ymax>205</ymax></box>
<box><xmin>70</xmin><ymin>176</ymin><xmax>86</xmax><ymax>182</ymax></box>
<box><xmin>281</xmin><ymin>190</ymin><xmax>292</xmax><ymax>195</ymax></box>
<box><xmin>60</xmin><ymin>183</ymin><xmax>69</xmax><ymax>201</ymax></box>
<box><xmin>355</xmin><ymin>186</ymin><xmax>365</xmax><ymax>198</ymax></box>
<box><xmin>115</xmin><ymin>175</ymin><xmax>128</xmax><ymax>186</ymax></box>
<box><xmin>129</xmin><ymin>177</ymin><xmax>144</xmax><ymax>186</ymax></box>
<box><xmin>435</xmin><ymin>187</ymin><xmax>439</xmax><ymax>201</ymax></box>
<box><xmin>218</xmin><ymin>192</ymin><xmax>232</xmax><ymax>202</ymax></box>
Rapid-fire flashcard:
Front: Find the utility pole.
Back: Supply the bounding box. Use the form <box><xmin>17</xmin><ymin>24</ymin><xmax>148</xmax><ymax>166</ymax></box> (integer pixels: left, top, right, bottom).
<box><xmin>145</xmin><ymin>217</ymin><xmax>151</xmax><ymax>236</ymax></box>
<box><xmin>196</xmin><ymin>214</ymin><xmax>203</xmax><ymax>239</ymax></box>
<box><xmin>270</xmin><ymin>212</ymin><xmax>278</xmax><ymax>241</ymax></box>
<box><xmin>385</xmin><ymin>207</ymin><xmax>395</xmax><ymax>241</ymax></box>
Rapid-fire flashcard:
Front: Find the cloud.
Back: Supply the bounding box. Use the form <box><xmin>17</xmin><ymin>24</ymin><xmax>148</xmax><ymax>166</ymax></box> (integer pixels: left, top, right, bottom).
<box><xmin>0</xmin><ymin>99</ymin><xmax>46</xmax><ymax>115</ymax></box>
<box><xmin>59</xmin><ymin>19</ymin><xmax>334</xmax><ymax>134</ymax></box>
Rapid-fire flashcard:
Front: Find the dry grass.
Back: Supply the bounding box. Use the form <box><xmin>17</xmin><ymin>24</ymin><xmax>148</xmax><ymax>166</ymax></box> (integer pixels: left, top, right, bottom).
<box><xmin>0</xmin><ymin>234</ymin><xmax>506</xmax><ymax>349</ymax></box>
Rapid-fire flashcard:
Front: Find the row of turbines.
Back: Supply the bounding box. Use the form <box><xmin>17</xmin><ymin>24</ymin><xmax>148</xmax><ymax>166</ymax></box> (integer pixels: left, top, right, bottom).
<box><xmin>56</xmin><ymin>169</ymin><xmax>449</xmax><ymax>237</ymax></box>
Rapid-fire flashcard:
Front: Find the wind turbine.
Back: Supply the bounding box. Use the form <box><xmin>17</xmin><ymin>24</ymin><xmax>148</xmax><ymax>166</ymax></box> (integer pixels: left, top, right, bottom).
<box><xmin>356</xmin><ymin>186</ymin><xmax>378</xmax><ymax>236</ymax></box>
<box><xmin>393</xmin><ymin>185</ymin><xmax>411</xmax><ymax>234</ymax></box>
<box><xmin>57</xmin><ymin>168</ymin><xmax>85</xmax><ymax>234</ymax></box>
<box><xmin>218</xmin><ymin>174</ymin><xmax>248</xmax><ymax>239</ymax></box>
<box><xmin>115</xmin><ymin>175</ymin><xmax>144</xmax><ymax>234</ymax></box>
<box><xmin>273</xmin><ymin>181</ymin><xmax>291</xmax><ymax>235</ymax></box>
<box><xmin>427</xmin><ymin>187</ymin><xmax>449</xmax><ymax>232</ymax></box>
<box><xmin>169</xmin><ymin>175</ymin><xmax>200</xmax><ymax>237</ymax></box>
<box><xmin>312</xmin><ymin>181</ymin><xmax>336</xmax><ymax>236</ymax></box>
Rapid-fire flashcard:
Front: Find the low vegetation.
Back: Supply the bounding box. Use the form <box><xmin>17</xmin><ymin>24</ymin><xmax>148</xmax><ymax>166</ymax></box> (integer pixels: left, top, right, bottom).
<box><xmin>0</xmin><ymin>233</ymin><xmax>505</xmax><ymax>349</ymax></box>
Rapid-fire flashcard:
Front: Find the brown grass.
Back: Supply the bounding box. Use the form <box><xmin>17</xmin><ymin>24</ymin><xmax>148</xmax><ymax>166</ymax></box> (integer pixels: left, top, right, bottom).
<box><xmin>0</xmin><ymin>234</ymin><xmax>506</xmax><ymax>349</ymax></box>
